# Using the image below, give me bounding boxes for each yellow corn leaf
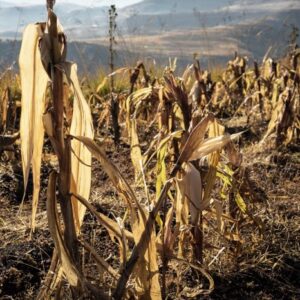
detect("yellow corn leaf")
[19,23,49,230]
[235,192,247,214]
[1,88,9,130]
[261,90,285,143]
[189,80,201,105]
[115,217,129,272]
[96,76,108,93]
[63,62,94,233]
[143,130,183,173]
[217,171,232,187]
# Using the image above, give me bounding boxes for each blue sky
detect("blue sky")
[8,0,143,7]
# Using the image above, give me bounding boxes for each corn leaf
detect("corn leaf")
[19,23,49,230]
[71,135,161,298]
[156,141,167,200]
[177,113,213,165]
[130,119,143,181]
[189,132,243,162]
[46,171,82,287]
[63,62,94,232]
[178,162,202,224]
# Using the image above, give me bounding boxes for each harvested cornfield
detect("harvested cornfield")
[0,1,299,300]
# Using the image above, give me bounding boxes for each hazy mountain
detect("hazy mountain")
[1,0,299,38]
[122,0,300,34]
[0,0,299,75]
[123,0,229,15]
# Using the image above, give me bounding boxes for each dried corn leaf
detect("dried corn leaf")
[261,87,298,146]
[72,192,134,242]
[189,132,243,162]
[1,88,9,131]
[156,141,167,200]
[175,176,189,258]
[131,210,162,299]
[108,67,131,78]
[114,179,173,299]
[71,135,161,298]
[47,171,82,287]
[225,141,243,167]
[162,205,176,256]
[214,200,224,233]
[130,119,143,181]
[171,256,214,297]
[19,23,49,230]
[201,120,224,211]
[80,239,119,280]
[178,163,202,224]
[70,135,142,219]
[177,113,213,164]
[63,62,94,232]
[143,130,183,171]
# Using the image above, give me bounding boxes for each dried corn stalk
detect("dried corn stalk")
[19,8,95,298]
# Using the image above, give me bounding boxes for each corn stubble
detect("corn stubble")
[11,3,299,300]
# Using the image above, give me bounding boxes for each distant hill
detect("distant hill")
[123,0,229,15]
[123,0,300,34]
[1,0,299,38]
[0,39,128,75]
[0,0,299,75]
[233,9,300,59]
[0,39,197,76]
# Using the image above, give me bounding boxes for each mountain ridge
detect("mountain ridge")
[0,0,299,75]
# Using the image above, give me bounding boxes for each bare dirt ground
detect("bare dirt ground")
[0,134,299,299]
